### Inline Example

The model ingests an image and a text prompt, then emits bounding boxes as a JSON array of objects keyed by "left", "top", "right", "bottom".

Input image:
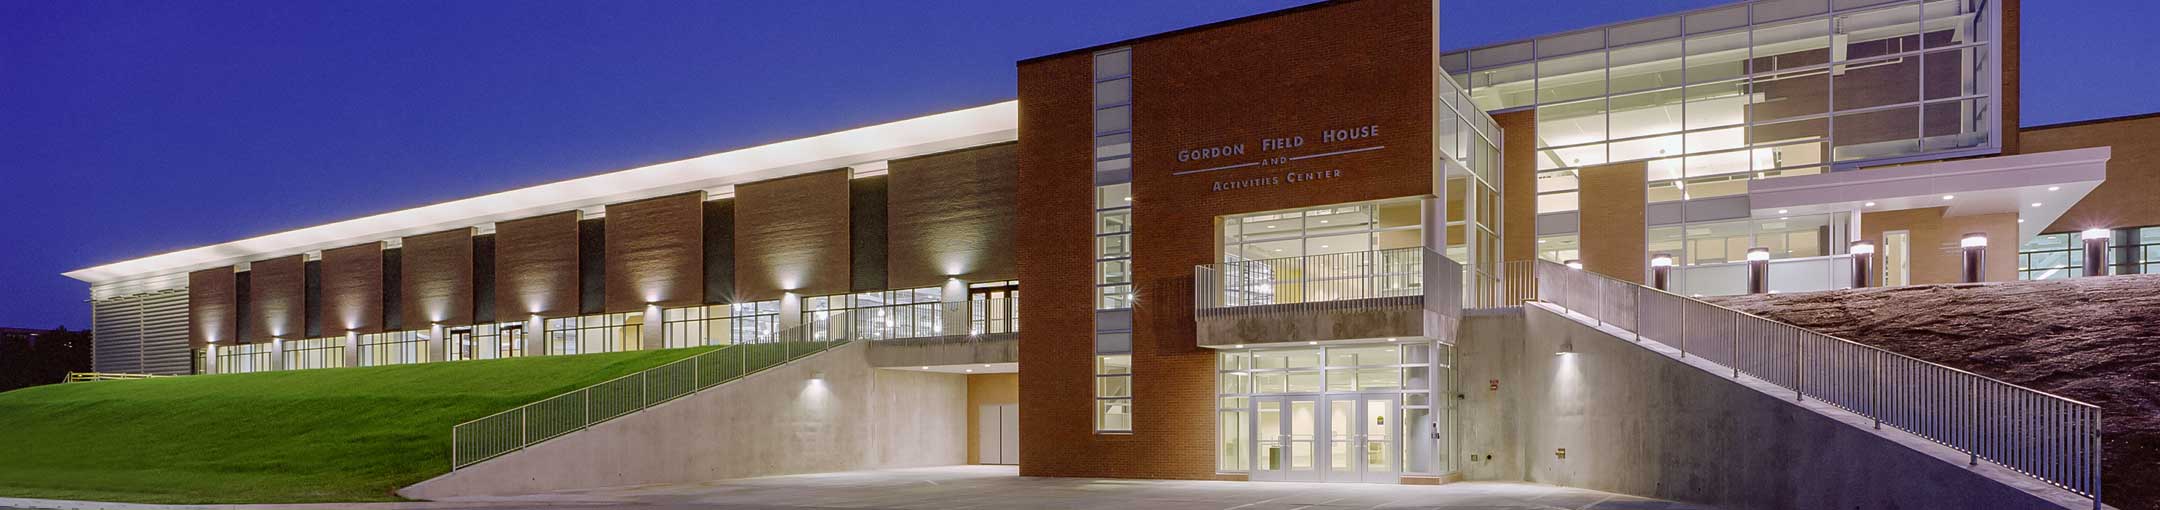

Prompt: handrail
[
  {"left": 1533, "top": 260, "right": 2103, "bottom": 508},
  {"left": 62, "top": 372, "right": 170, "bottom": 383},
  {"left": 449, "top": 323, "right": 845, "bottom": 469}
]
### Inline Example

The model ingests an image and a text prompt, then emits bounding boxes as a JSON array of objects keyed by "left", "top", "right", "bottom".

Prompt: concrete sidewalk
[{"left": 0, "top": 465, "right": 1715, "bottom": 510}]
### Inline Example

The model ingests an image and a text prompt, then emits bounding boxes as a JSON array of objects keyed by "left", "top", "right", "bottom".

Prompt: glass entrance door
[
  {"left": 1251, "top": 395, "right": 1320, "bottom": 481},
  {"left": 1258, "top": 393, "right": 1397, "bottom": 483},
  {"left": 1356, "top": 394, "right": 1399, "bottom": 482}
]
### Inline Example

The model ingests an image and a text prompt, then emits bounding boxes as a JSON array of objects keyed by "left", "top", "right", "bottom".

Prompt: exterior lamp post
[
  {"left": 1849, "top": 240, "right": 1875, "bottom": 289},
  {"left": 1649, "top": 253, "right": 1674, "bottom": 291},
  {"left": 1961, "top": 233, "right": 1988, "bottom": 283},
  {"left": 1746, "top": 248, "right": 1771, "bottom": 294},
  {"left": 2083, "top": 228, "right": 2111, "bottom": 277}
]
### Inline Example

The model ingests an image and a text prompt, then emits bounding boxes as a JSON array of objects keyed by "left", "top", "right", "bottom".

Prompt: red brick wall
[
  {"left": 496, "top": 212, "right": 582, "bottom": 319},
  {"left": 400, "top": 228, "right": 476, "bottom": 327},
  {"left": 604, "top": 191, "right": 706, "bottom": 311},
  {"left": 1017, "top": 0, "right": 1435, "bottom": 480},
  {"left": 320, "top": 243, "right": 384, "bottom": 335},
  {"left": 735, "top": 169, "right": 852, "bottom": 301},
  {"left": 188, "top": 266, "right": 236, "bottom": 347},
  {"left": 245, "top": 254, "right": 306, "bottom": 342}
]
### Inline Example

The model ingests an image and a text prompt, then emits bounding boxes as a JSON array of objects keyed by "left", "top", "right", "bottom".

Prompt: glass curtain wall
[
  {"left": 1437, "top": 71, "right": 1505, "bottom": 290},
  {"left": 1218, "top": 199, "right": 1425, "bottom": 306},
  {"left": 282, "top": 337, "right": 344, "bottom": 370},
  {"left": 2019, "top": 227, "right": 2160, "bottom": 280},
  {"left": 1444, "top": 0, "right": 1996, "bottom": 215},
  {"left": 358, "top": 330, "right": 426, "bottom": 366},
  {"left": 1215, "top": 344, "right": 1447, "bottom": 475},
  {"left": 543, "top": 312, "right": 642, "bottom": 355}
]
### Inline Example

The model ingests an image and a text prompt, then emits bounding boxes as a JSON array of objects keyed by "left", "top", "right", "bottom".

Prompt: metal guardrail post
[
  {"left": 1795, "top": 326, "right": 1805, "bottom": 402},
  {"left": 583, "top": 388, "right": 592, "bottom": 431},
  {"left": 1970, "top": 377, "right": 1980, "bottom": 466}
]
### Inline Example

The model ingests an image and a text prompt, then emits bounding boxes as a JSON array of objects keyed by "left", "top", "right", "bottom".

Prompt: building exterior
[{"left": 58, "top": 0, "right": 2152, "bottom": 491}]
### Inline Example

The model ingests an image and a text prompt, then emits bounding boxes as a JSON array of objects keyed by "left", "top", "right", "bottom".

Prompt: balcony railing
[{"left": 1195, "top": 247, "right": 1432, "bottom": 316}]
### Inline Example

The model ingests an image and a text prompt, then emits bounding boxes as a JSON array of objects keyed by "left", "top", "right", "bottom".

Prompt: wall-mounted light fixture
[{"left": 1563, "top": 259, "right": 1583, "bottom": 270}]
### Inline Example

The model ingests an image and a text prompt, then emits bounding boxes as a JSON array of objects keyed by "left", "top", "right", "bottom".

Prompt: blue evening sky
[{"left": 3, "top": 1, "right": 2155, "bottom": 329}]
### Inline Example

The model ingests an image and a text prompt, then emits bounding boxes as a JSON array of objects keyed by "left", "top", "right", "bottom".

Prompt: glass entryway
[
  {"left": 1251, "top": 393, "right": 1399, "bottom": 482},
  {"left": 1222, "top": 344, "right": 1447, "bottom": 483}
]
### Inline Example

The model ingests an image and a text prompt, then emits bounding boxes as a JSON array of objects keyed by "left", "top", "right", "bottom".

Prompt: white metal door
[
  {"left": 978, "top": 405, "right": 1003, "bottom": 464},
  {"left": 999, "top": 404, "right": 1019, "bottom": 464}
]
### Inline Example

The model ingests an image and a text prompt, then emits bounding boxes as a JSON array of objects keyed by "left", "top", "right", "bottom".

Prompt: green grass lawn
[{"left": 0, "top": 346, "right": 716, "bottom": 504}]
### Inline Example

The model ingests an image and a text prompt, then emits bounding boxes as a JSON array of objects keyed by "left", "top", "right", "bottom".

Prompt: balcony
[
  {"left": 861, "top": 297, "right": 1018, "bottom": 368},
  {"left": 1193, "top": 247, "right": 1461, "bottom": 348}
]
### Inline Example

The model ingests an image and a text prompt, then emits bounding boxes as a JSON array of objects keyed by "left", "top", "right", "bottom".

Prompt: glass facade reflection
[{"left": 1443, "top": 0, "right": 1999, "bottom": 215}]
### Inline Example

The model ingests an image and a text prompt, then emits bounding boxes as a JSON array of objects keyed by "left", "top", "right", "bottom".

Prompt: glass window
[
  {"left": 2018, "top": 232, "right": 2082, "bottom": 280},
  {"left": 1097, "top": 354, "right": 1133, "bottom": 433}
]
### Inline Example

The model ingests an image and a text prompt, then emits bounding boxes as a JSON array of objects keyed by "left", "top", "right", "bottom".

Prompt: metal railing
[
  {"left": 1535, "top": 260, "right": 2103, "bottom": 507},
  {"left": 1463, "top": 259, "right": 1540, "bottom": 309},
  {"left": 450, "top": 324, "right": 844, "bottom": 470},
  {"left": 63, "top": 372, "right": 170, "bottom": 383},
  {"left": 1194, "top": 247, "right": 1431, "bottom": 317},
  {"left": 969, "top": 297, "right": 1018, "bottom": 336}
]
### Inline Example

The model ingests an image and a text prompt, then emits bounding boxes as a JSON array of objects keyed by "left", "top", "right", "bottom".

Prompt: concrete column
[
  {"left": 1649, "top": 253, "right": 1673, "bottom": 291},
  {"left": 270, "top": 337, "right": 287, "bottom": 371},
  {"left": 642, "top": 304, "right": 665, "bottom": 350},
  {"left": 1849, "top": 240, "right": 1874, "bottom": 288},
  {"left": 1745, "top": 248, "right": 1770, "bottom": 294},
  {"left": 524, "top": 315, "right": 547, "bottom": 356},
  {"left": 1960, "top": 233, "right": 1988, "bottom": 283},
  {"left": 1420, "top": 197, "right": 1446, "bottom": 252},
  {"left": 2082, "top": 228, "right": 2110, "bottom": 277},
  {"left": 942, "top": 278, "right": 969, "bottom": 336},
  {"left": 428, "top": 323, "right": 446, "bottom": 363},
  {"left": 342, "top": 331, "right": 360, "bottom": 367}
]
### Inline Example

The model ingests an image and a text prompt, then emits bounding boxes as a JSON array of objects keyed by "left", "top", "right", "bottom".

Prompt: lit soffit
[
  {"left": 1746, "top": 147, "right": 2111, "bottom": 244},
  {"left": 64, "top": 101, "right": 1020, "bottom": 284}
]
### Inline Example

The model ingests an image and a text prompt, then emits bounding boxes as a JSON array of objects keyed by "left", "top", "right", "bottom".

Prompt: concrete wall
[
  {"left": 401, "top": 342, "right": 967, "bottom": 499},
  {"left": 1453, "top": 309, "right": 1526, "bottom": 482},
  {"left": 1511, "top": 304, "right": 2093, "bottom": 510}
]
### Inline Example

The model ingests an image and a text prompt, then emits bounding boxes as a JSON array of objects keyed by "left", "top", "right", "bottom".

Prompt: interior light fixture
[
  {"left": 1864, "top": 202, "right": 1876, "bottom": 207},
  {"left": 1307, "top": 341, "right": 1318, "bottom": 345},
  {"left": 1777, "top": 209, "right": 1788, "bottom": 214},
  {"left": 2031, "top": 202, "right": 2043, "bottom": 208},
  {"left": 2049, "top": 186, "right": 2061, "bottom": 191},
  {"left": 1942, "top": 195, "right": 1955, "bottom": 201}
]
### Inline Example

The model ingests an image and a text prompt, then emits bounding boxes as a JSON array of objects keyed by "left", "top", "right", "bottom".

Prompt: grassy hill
[
  {"left": 1709, "top": 275, "right": 2160, "bottom": 510},
  {"left": 0, "top": 346, "right": 715, "bottom": 504}
]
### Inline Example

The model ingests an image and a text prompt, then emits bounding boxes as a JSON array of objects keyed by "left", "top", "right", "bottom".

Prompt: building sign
[{"left": 1171, "top": 124, "right": 1385, "bottom": 192}]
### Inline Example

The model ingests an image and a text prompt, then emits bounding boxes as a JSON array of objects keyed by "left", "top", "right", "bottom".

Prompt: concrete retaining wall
[
  {"left": 401, "top": 342, "right": 966, "bottom": 499},
  {"left": 1515, "top": 304, "right": 2096, "bottom": 510}
]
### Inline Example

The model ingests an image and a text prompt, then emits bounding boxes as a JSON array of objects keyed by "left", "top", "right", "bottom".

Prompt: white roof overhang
[
  {"left": 65, "top": 101, "right": 1019, "bottom": 285},
  {"left": 1748, "top": 147, "right": 2111, "bottom": 243}
]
